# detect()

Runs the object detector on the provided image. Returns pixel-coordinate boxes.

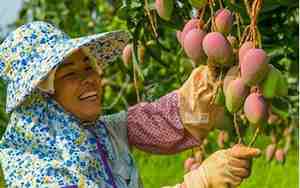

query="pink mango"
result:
[225,78,249,113]
[184,157,196,172]
[265,144,276,161]
[223,65,239,93]
[275,149,285,163]
[181,19,202,42]
[183,29,207,64]
[202,32,233,66]
[215,8,233,35]
[240,48,270,86]
[122,44,133,65]
[244,92,268,125]
[239,41,254,62]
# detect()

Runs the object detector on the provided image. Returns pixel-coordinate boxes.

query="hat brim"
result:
[6,30,129,113]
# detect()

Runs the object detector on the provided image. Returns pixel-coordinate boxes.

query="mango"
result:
[122,44,132,65]
[215,8,233,35]
[202,32,233,66]
[155,0,174,21]
[183,29,207,64]
[181,19,202,42]
[184,157,195,173]
[189,0,207,9]
[275,148,285,163]
[138,45,145,64]
[223,65,239,93]
[240,48,270,86]
[265,144,276,161]
[239,41,254,61]
[225,78,249,113]
[244,93,268,125]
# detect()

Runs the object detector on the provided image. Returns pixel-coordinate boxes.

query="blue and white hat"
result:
[0,21,129,113]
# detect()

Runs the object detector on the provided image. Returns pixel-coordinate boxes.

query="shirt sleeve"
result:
[127,91,200,154]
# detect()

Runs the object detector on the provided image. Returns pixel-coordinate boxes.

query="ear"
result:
[39,90,55,99]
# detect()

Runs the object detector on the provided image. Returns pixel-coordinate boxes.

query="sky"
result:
[0,0,23,35]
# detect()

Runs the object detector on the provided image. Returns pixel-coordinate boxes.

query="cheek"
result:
[92,73,102,86]
[55,79,80,103]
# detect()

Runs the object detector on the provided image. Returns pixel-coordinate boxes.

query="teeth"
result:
[80,91,97,100]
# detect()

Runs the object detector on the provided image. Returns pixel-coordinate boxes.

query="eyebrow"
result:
[58,61,75,70]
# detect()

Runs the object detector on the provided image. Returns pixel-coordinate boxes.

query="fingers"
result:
[229,144,261,159]
[228,157,250,169]
[229,176,243,187]
[224,173,243,187]
[228,166,250,178]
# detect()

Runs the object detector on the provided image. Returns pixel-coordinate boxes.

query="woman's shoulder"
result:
[100,111,127,127]
[99,111,128,143]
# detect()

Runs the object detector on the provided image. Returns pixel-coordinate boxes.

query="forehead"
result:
[64,49,88,63]
[58,49,89,69]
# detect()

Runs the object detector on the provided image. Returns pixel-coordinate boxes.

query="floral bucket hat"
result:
[0,21,129,113]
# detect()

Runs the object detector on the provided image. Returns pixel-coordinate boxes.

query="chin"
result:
[79,110,101,122]
[80,105,101,120]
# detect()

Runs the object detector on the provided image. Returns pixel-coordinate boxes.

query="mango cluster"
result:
[224,40,288,126]
[175,8,288,128]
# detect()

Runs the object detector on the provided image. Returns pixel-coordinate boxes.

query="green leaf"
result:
[271,97,290,119]
[117,5,130,20]
[226,2,248,21]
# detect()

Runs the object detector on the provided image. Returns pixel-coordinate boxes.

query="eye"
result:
[85,67,93,71]
[83,57,90,63]
[62,72,76,78]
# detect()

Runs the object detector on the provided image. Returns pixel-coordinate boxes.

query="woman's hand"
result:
[177,65,224,142]
[184,144,261,188]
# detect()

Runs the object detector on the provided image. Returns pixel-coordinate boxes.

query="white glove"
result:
[184,144,261,188]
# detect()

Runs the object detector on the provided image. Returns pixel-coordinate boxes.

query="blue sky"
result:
[0,0,23,35]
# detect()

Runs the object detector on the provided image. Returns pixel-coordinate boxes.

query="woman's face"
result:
[53,49,103,122]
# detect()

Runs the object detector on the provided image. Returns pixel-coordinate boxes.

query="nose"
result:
[81,73,94,83]
[80,71,101,86]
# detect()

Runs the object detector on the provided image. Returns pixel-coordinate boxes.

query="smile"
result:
[79,91,98,101]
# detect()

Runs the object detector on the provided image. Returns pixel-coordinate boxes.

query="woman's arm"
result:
[127,91,199,154]
[127,65,223,154]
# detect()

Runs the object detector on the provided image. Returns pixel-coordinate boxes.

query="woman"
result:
[0,21,260,188]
